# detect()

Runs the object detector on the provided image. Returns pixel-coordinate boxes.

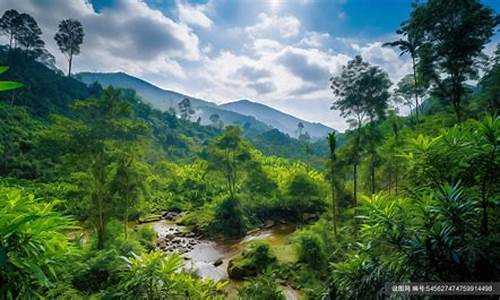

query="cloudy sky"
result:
[1,0,499,131]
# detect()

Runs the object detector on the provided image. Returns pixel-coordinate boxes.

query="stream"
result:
[146,219,302,299]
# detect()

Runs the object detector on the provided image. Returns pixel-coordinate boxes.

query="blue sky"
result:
[1,0,499,130]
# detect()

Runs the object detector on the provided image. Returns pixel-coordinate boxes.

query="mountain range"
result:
[77,72,334,139]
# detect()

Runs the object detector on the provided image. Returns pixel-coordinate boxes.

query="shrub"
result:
[238,272,285,300]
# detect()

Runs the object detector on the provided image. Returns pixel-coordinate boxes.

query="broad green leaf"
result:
[0,66,9,74]
[0,81,23,91]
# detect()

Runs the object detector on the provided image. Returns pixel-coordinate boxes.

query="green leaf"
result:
[0,81,23,92]
[0,66,9,74]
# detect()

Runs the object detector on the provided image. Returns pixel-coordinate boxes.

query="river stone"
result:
[213,258,223,267]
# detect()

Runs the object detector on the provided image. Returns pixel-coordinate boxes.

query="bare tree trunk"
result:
[353,163,357,207]
[412,55,420,123]
[330,162,337,237]
[369,117,376,195]
[124,206,128,240]
[68,51,73,77]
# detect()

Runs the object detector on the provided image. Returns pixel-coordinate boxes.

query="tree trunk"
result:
[330,162,337,238]
[95,153,106,250]
[68,52,73,77]
[369,118,376,195]
[124,205,129,240]
[353,163,357,207]
[412,55,420,123]
[8,31,13,57]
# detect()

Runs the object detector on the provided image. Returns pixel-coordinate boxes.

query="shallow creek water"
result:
[148,220,301,299]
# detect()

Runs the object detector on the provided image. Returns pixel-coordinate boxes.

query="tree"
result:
[406,0,497,121]
[331,56,368,205]
[285,172,325,222]
[209,113,223,129]
[393,74,425,123]
[207,126,251,198]
[15,13,44,53]
[297,121,304,137]
[110,151,149,239]
[331,55,391,196]
[479,44,500,115]
[41,87,147,249]
[327,132,338,237]
[54,19,84,77]
[178,98,194,121]
[0,9,21,53]
[384,32,422,122]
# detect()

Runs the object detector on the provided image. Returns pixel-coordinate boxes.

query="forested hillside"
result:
[1,0,499,299]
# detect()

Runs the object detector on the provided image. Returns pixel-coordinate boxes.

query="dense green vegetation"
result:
[1,1,499,299]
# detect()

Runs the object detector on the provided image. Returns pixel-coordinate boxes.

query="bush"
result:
[71,249,122,294]
[213,195,246,237]
[134,224,157,252]
[296,234,326,269]
[228,242,276,279]
[238,272,285,300]
[116,251,225,299]
[0,187,76,298]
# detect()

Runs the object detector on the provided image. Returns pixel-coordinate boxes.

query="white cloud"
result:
[176,0,213,29]
[0,0,201,79]
[245,13,301,39]
[298,31,331,48]
[359,42,412,82]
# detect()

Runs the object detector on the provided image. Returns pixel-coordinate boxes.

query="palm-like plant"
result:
[0,66,23,92]
[0,187,76,298]
[117,251,226,299]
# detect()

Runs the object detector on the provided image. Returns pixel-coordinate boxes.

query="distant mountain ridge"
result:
[77,72,335,139]
[221,99,333,138]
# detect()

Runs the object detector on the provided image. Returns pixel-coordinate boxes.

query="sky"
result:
[1,0,499,131]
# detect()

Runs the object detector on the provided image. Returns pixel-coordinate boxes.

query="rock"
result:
[138,215,161,223]
[303,213,319,222]
[164,234,175,241]
[264,220,275,228]
[213,258,223,267]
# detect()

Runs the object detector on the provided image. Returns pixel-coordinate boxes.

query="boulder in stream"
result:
[213,258,223,267]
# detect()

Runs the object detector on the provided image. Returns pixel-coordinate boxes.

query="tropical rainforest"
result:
[0,0,499,299]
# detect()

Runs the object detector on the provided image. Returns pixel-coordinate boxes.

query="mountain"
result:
[221,99,334,139]
[76,72,335,139]
[77,72,272,135]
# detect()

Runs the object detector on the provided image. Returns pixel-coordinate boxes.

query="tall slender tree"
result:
[383,32,422,122]
[110,150,149,239]
[178,98,194,121]
[331,56,368,205]
[54,19,84,77]
[327,132,338,237]
[15,13,44,53]
[331,55,391,197]
[42,87,148,249]
[0,9,21,53]
[405,0,497,122]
